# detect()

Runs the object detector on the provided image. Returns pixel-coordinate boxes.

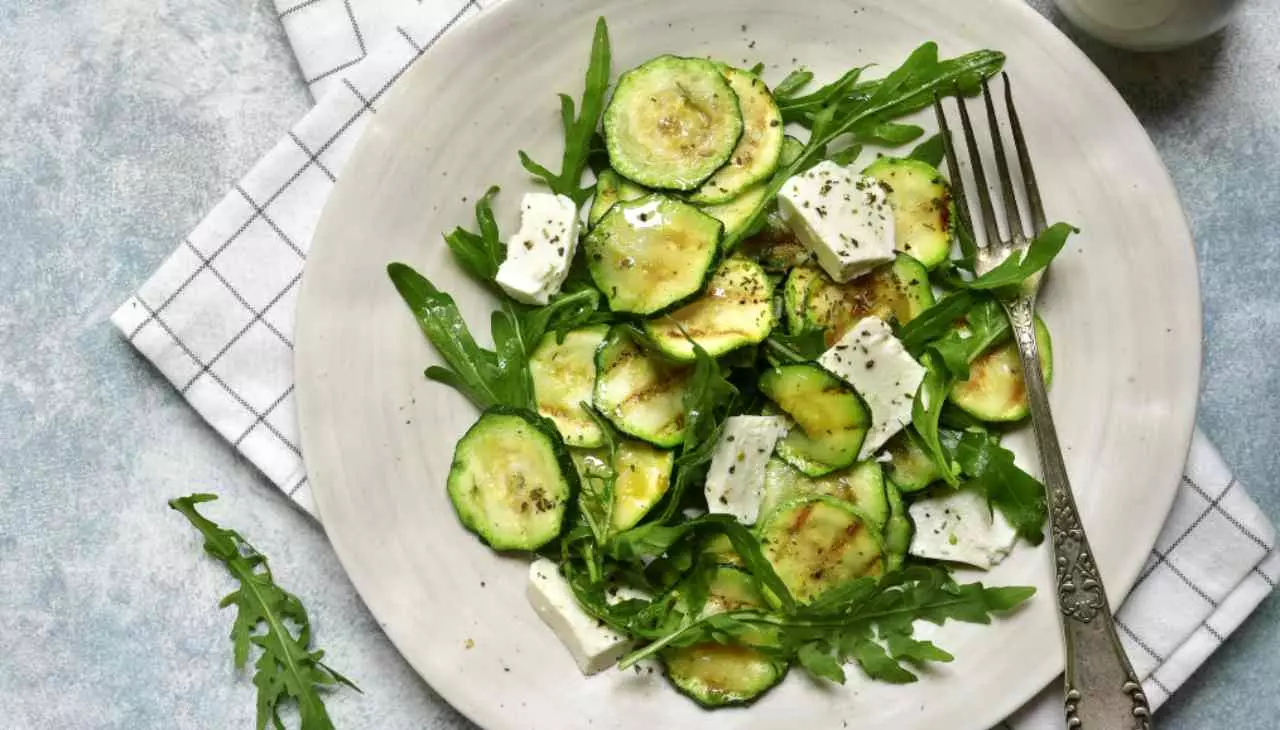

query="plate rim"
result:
[295,0,1201,726]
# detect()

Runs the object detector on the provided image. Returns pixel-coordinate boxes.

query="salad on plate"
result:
[389,17,1076,708]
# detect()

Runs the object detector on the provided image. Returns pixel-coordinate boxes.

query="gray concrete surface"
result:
[0,0,1275,727]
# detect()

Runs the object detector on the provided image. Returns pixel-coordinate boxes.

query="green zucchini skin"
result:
[861,156,954,269]
[687,66,785,204]
[642,256,775,361]
[759,495,886,603]
[759,364,870,477]
[446,407,577,551]
[592,326,692,448]
[588,169,649,228]
[604,55,744,191]
[584,194,722,316]
[883,429,942,493]
[950,316,1053,422]
[883,481,913,572]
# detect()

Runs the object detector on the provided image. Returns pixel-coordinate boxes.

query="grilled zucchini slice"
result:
[571,440,674,531]
[759,495,886,603]
[787,255,935,347]
[588,169,649,227]
[584,194,722,315]
[446,407,576,551]
[688,66,785,204]
[604,56,743,191]
[861,157,953,269]
[950,315,1054,422]
[760,457,889,528]
[701,135,805,245]
[530,325,610,447]
[664,567,788,707]
[759,364,870,477]
[643,256,774,361]
[883,429,942,493]
[592,326,692,448]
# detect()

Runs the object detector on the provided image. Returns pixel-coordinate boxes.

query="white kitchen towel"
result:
[110,0,1279,725]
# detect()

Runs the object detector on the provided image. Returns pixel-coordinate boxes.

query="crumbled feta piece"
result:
[777,160,896,282]
[526,558,633,674]
[495,192,581,305]
[704,415,790,524]
[907,488,1018,569]
[818,316,925,459]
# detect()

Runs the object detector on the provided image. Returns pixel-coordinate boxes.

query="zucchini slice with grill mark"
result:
[883,482,913,572]
[664,566,788,707]
[759,364,869,477]
[760,457,889,528]
[530,325,610,447]
[585,195,722,316]
[704,136,808,249]
[589,169,649,227]
[787,255,935,347]
[759,495,886,603]
[687,67,784,204]
[781,265,822,334]
[604,56,743,191]
[950,315,1053,422]
[643,256,774,361]
[861,157,953,269]
[446,407,576,551]
[571,440,674,531]
[883,429,941,493]
[592,326,692,448]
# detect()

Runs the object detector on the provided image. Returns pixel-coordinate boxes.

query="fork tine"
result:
[954,87,1002,247]
[1003,72,1047,234]
[932,93,978,262]
[981,79,1025,242]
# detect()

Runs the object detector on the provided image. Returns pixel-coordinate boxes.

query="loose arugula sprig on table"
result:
[387,16,1079,702]
[171,494,358,730]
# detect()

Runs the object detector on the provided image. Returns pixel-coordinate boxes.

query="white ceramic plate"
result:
[295,0,1200,727]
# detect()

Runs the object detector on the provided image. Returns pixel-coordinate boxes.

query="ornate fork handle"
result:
[1003,295,1152,730]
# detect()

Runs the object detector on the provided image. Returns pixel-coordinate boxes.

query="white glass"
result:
[1053,0,1246,50]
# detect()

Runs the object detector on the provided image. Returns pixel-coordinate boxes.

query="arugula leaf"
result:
[797,641,847,683]
[763,324,827,364]
[389,262,503,409]
[620,565,1033,679]
[926,298,1010,378]
[390,263,602,410]
[946,428,1048,544]
[897,290,976,355]
[912,353,959,487]
[170,494,357,730]
[960,222,1077,290]
[577,404,620,545]
[857,121,924,146]
[772,68,814,100]
[518,18,611,206]
[826,142,863,167]
[443,186,504,284]
[907,133,945,167]
[726,45,1005,250]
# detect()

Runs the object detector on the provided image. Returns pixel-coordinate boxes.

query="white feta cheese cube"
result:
[704,415,790,524]
[818,316,925,459]
[526,558,633,674]
[495,192,581,305]
[907,488,1018,569]
[777,160,896,282]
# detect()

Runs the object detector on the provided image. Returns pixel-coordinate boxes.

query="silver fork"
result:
[934,76,1152,730]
